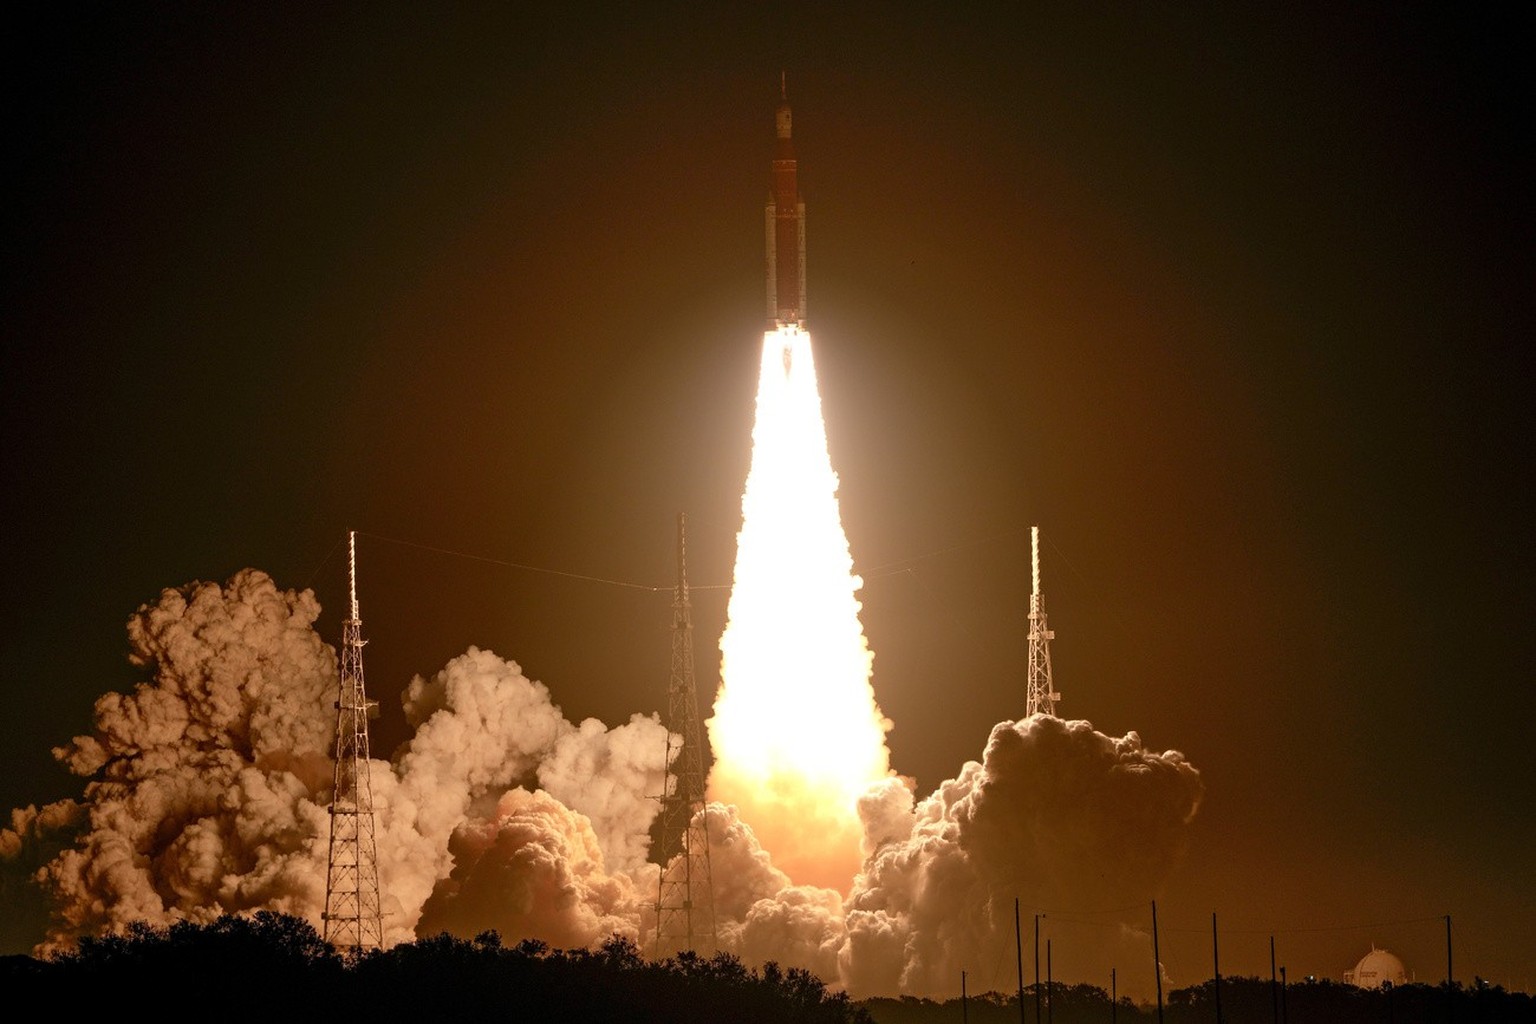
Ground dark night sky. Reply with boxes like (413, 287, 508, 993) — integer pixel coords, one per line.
(4, 2, 1531, 989)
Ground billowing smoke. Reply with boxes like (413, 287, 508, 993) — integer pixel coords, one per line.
(3, 567, 1201, 1004)
(671, 715, 1202, 1000)
(378, 646, 668, 940)
(10, 570, 338, 953)
(0, 801, 86, 952)
(414, 787, 649, 948)
(838, 715, 1204, 998)
(0, 570, 670, 955)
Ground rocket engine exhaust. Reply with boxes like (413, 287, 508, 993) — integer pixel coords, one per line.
(706, 326, 892, 893)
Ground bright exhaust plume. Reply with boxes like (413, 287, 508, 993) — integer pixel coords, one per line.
(706, 326, 892, 892)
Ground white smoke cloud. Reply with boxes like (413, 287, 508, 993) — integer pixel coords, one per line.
(672, 715, 1202, 999)
(537, 713, 671, 873)
(4, 568, 1202, 1008)
(837, 714, 1204, 998)
(736, 884, 847, 981)
(698, 802, 793, 923)
(4, 572, 671, 958)
(377, 646, 576, 933)
(414, 787, 646, 948)
(25, 570, 337, 952)
(0, 800, 85, 952)
(378, 647, 667, 939)
(658, 802, 850, 980)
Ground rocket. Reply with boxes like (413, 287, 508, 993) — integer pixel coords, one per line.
(765, 73, 807, 330)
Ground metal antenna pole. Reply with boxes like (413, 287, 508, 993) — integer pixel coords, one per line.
(323, 530, 382, 952)
(1026, 526, 1061, 717)
(1152, 901, 1165, 1024)
(654, 513, 717, 956)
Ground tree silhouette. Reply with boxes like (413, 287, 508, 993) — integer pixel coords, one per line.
(8, 919, 1531, 1023)
(1, 913, 872, 1021)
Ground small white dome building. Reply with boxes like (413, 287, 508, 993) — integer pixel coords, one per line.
(1344, 947, 1409, 989)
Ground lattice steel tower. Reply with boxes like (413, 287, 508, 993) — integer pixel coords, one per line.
(1026, 525, 1062, 717)
(653, 512, 717, 956)
(323, 530, 383, 951)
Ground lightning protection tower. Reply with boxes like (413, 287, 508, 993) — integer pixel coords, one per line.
(1026, 525, 1062, 718)
(653, 512, 717, 957)
(323, 530, 383, 952)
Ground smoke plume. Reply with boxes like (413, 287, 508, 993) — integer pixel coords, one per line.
(381, 646, 668, 939)
(837, 714, 1204, 998)
(414, 786, 647, 948)
(2, 571, 671, 956)
(4, 568, 1202, 1006)
(14, 570, 338, 953)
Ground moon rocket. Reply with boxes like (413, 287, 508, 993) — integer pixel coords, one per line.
(765, 74, 807, 330)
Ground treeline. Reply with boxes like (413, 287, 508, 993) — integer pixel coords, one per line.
(4, 915, 1529, 1023)
(0, 912, 870, 1022)
(862, 976, 1535, 1024)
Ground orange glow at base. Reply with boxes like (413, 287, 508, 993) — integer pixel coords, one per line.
(707, 326, 892, 892)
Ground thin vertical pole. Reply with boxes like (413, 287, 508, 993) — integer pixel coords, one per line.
(1112, 967, 1118, 1024)
(1152, 901, 1165, 1024)
(962, 970, 969, 1024)
(1446, 914, 1453, 986)
(1047, 938, 1054, 1024)
(1213, 912, 1223, 1024)
(1269, 936, 1279, 1024)
(1446, 914, 1455, 1024)
(1035, 914, 1043, 1024)
(1015, 899, 1027, 1024)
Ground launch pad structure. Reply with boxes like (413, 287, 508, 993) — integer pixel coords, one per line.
(653, 513, 718, 956)
(323, 531, 384, 952)
(1026, 526, 1062, 718)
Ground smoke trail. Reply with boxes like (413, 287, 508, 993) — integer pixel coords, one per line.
(707, 326, 893, 892)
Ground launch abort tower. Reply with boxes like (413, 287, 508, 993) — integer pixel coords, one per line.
(765, 74, 807, 329)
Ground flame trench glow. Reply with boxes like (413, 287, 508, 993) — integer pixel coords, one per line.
(707, 326, 892, 892)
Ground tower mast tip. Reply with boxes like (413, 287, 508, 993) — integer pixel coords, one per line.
(348, 530, 359, 621)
